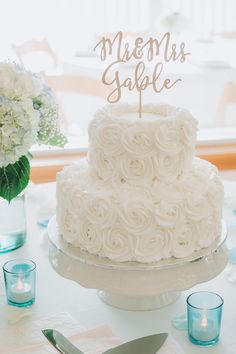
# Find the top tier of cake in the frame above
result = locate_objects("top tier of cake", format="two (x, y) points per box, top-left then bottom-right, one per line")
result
(88, 103), (197, 185)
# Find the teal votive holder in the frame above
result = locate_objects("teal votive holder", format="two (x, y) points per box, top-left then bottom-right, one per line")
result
(3, 259), (36, 307)
(187, 291), (223, 346)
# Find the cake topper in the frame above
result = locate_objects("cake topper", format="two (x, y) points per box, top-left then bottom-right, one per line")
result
(94, 31), (190, 118)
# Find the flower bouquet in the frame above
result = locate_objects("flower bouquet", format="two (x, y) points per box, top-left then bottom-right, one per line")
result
(0, 62), (67, 202)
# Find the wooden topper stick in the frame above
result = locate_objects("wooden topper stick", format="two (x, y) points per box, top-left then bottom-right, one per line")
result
(139, 91), (142, 118)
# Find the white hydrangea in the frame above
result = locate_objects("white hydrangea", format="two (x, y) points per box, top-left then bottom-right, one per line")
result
(0, 96), (39, 167)
(0, 62), (67, 168)
(0, 62), (41, 100)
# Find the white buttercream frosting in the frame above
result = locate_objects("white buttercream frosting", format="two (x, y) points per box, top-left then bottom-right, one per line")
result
(88, 103), (197, 184)
(56, 103), (224, 263)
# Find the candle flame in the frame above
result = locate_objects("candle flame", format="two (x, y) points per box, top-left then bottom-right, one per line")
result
(17, 276), (24, 291)
(201, 315), (208, 328)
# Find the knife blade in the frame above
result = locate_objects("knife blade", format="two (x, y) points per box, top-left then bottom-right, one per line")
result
(42, 329), (84, 354)
(103, 333), (168, 354)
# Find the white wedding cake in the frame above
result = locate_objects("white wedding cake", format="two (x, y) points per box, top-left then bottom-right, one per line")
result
(56, 103), (224, 263)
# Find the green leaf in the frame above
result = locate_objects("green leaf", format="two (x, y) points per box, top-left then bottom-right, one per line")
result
(0, 156), (30, 202)
(27, 151), (33, 159)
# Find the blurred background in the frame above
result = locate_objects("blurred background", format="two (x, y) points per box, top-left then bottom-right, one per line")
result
(1, 0), (236, 150)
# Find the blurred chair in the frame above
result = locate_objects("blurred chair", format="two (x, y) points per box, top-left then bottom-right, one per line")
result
(12, 38), (60, 73)
(41, 73), (108, 136)
(43, 74), (108, 98)
(12, 38), (110, 136)
(215, 82), (236, 126)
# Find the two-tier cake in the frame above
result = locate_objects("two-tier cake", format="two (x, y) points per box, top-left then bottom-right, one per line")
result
(56, 103), (224, 263)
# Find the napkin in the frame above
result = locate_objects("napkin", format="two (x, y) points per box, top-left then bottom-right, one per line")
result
(1, 312), (185, 354)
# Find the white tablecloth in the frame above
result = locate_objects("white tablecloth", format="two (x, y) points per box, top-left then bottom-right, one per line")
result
(1, 180), (236, 353)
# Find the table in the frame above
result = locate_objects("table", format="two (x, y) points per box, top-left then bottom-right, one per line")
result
(1, 180), (236, 354)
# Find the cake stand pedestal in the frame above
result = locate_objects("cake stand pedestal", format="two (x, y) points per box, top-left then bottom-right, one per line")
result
(47, 217), (228, 311)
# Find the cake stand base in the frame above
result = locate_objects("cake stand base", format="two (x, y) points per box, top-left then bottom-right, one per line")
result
(98, 291), (181, 311)
(47, 217), (228, 311)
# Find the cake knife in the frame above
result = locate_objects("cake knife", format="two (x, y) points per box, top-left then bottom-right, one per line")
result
(42, 329), (168, 354)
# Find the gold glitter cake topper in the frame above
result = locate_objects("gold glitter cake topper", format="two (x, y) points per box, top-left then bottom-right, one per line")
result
(94, 31), (190, 118)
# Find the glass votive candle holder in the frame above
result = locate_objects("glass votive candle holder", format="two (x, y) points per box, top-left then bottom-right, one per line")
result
(187, 291), (224, 346)
(3, 259), (36, 307)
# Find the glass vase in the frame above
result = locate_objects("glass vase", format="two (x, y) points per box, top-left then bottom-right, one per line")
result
(0, 194), (26, 253)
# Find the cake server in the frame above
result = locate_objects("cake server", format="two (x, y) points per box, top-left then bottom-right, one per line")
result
(42, 329), (168, 354)
(103, 332), (168, 353)
(42, 329), (84, 354)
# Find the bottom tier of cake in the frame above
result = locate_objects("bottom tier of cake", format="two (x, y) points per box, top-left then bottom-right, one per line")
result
(56, 157), (223, 263)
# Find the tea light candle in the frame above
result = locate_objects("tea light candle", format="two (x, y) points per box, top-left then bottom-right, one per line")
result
(3, 259), (36, 307)
(8, 276), (33, 304)
(187, 291), (224, 346)
(192, 314), (217, 342)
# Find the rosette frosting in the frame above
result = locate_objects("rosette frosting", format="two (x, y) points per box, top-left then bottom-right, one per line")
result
(88, 103), (197, 184)
(56, 103), (223, 263)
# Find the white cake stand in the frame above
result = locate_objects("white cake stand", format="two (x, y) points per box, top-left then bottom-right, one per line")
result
(47, 216), (228, 311)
